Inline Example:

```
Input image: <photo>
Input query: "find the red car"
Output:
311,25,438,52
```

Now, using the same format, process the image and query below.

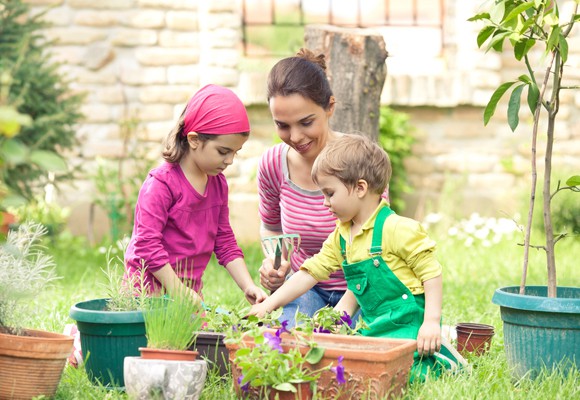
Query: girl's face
316,173,361,224
187,133,248,176
269,94,335,160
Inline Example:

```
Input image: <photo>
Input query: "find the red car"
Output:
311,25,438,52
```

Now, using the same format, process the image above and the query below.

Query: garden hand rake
261,234,301,271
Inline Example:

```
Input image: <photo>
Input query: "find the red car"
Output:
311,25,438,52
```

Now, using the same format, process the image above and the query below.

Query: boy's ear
355,179,368,198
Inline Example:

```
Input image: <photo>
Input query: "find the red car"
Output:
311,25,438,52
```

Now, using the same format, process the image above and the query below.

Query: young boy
249,133,464,381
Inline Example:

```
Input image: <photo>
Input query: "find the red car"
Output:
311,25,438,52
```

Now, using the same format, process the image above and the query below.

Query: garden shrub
378,106,415,213
0,0,83,201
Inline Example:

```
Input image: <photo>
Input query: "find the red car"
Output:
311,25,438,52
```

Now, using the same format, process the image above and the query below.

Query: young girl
125,84,267,305
251,134,465,381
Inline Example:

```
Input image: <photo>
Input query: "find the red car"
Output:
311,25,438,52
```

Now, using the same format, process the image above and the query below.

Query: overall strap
339,205,395,257
369,206,394,255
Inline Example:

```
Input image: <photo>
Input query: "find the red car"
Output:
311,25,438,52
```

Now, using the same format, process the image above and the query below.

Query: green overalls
340,205,460,382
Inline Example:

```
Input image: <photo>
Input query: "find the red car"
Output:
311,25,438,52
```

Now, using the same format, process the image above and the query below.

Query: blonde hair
312,133,391,194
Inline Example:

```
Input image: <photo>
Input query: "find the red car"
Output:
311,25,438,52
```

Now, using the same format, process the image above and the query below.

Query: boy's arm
417,274,442,356
334,289,359,317
249,270,318,317
224,257,268,305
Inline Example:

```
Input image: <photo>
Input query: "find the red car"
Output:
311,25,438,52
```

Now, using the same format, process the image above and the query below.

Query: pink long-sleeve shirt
125,162,243,294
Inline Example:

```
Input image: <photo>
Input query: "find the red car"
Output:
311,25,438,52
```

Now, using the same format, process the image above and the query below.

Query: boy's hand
248,301,270,318
259,258,291,291
244,284,268,305
416,320,441,356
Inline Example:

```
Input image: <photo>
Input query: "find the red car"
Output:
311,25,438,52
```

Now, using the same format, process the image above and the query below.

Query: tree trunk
305,24,388,141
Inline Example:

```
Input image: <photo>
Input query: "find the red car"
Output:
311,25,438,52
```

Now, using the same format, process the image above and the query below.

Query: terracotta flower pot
227,330,416,400
268,381,312,400
139,347,198,361
455,323,495,355
0,328,74,400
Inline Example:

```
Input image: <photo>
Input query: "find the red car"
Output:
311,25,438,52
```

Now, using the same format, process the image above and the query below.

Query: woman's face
269,94,335,160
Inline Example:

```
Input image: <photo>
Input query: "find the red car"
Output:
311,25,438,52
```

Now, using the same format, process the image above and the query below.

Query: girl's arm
334,289,359,317
249,270,318,317
224,257,267,305
417,274,442,356
152,264,202,305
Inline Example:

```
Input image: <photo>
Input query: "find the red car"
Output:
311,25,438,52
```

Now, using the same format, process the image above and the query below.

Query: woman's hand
416,320,441,356
259,258,291,291
244,284,268,305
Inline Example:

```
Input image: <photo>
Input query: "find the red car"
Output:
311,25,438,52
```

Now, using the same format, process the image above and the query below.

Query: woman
258,48,365,326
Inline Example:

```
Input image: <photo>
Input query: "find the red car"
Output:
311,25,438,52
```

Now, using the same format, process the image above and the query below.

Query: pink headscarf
182,84,250,136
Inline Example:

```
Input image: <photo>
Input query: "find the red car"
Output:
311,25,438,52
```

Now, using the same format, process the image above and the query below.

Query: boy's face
317,173,360,223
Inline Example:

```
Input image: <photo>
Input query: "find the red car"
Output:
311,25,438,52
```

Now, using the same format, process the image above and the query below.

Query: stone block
138,0,197,10
228,193,260,243
142,120,176,142
120,66,166,85
205,28,239,48
83,43,115,70
111,28,158,47
69,0,133,9
96,86,126,104
403,156,435,174
199,13,240,30
44,27,106,45
139,86,194,103
433,153,498,173
39,7,71,26
49,46,86,65
25,0,63,4
80,104,112,123
199,67,238,87
126,10,166,29
167,65,199,84
75,65,118,84
136,48,199,66
201,49,239,68
159,31,199,48
76,123,121,142
81,139,126,158
74,11,120,26
127,104,173,122
165,11,198,31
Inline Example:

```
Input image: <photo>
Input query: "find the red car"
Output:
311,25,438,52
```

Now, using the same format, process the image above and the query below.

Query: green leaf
566,175,580,187
0,106,33,138
29,150,67,172
467,12,490,22
543,13,559,26
503,2,535,23
517,74,532,84
273,383,297,392
235,347,251,357
304,347,325,364
558,34,568,63
0,193,27,208
484,81,516,125
519,17,536,35
477,26,496,48
1,139,28,165
514,38,536,60
508,85,524,131
546,25,561,51
527,81,540,114
489,1,506,24
488,31,510,53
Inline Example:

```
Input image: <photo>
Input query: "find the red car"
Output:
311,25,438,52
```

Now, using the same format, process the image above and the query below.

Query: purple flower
264,332,283,352
237,374,250,392
331,355,346,385
314,327,331,334
276,320,290,337
338,311,352,327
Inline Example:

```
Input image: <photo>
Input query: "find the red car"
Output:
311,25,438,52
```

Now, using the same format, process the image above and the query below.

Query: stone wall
24,0,580,243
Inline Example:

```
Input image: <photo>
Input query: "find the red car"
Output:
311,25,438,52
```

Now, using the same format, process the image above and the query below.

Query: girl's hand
416,320,441,356
244,284,268,305
259,258,291,291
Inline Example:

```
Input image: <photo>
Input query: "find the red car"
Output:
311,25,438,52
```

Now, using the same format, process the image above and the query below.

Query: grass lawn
25,231,580,399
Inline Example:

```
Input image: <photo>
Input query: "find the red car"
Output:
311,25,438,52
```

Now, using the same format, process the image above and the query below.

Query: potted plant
69,250,149,388
124,284,208,400
227,321,332,400
470,0,580,378
0,222,74,399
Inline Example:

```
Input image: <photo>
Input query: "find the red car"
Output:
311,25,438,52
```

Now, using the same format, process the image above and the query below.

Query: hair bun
296,48,327,73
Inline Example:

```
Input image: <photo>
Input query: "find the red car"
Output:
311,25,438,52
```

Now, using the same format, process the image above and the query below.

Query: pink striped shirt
258,143,347,291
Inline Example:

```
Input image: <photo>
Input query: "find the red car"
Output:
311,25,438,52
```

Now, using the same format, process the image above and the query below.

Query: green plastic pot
69,298,146,388
492,286,580,379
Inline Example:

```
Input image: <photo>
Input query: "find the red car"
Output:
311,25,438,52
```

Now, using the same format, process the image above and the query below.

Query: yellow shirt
300,200,442,295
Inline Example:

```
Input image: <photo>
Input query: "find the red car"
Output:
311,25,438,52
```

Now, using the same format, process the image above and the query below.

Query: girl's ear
187,132,200,149
356,179,368,198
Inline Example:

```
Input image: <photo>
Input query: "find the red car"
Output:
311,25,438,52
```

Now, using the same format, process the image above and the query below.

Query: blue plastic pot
492,286,580,379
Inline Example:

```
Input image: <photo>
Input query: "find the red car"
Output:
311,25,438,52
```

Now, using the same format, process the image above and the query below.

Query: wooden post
305,25,388,141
